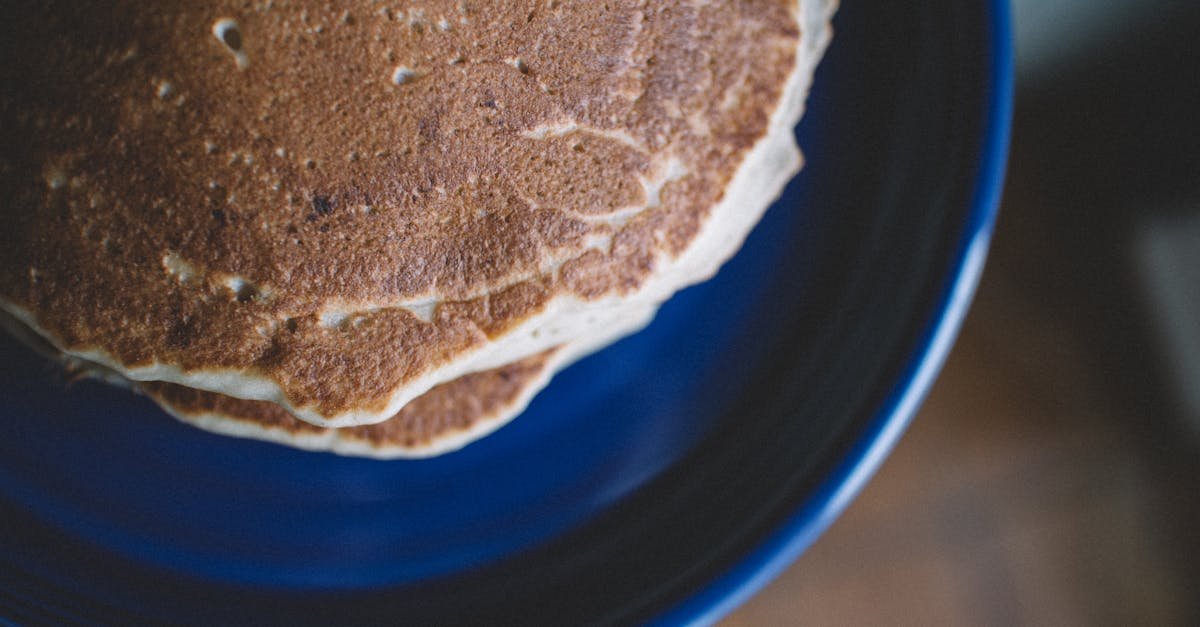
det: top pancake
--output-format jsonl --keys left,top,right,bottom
{"left": 0, "top": 0, "right": 827, "bottom": 426}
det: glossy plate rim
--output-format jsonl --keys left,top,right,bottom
{"left": 663, "top": 1, "right": 1014, "bottom": 623}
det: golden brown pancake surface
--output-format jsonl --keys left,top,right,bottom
{"left": 0, "top": 1, "right": 809, "bottom": 423}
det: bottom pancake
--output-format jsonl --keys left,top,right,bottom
{"left": 141, "top": 349, "right": 560, "bottom": 459}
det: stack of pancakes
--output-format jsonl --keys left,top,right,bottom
{"left": 0, "top": 0, "right": 835, "bottom": 457}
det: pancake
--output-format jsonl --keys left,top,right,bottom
{"left": 141, "top": 297, "right": 655, "bottom": 456}
{"left": 0, "top": 0, "right": 836, "bottom": 427}
{"left": 142, "top": 350, "right": 560, "bottom": 458}
{"left": 140, "top": 298, "right": 656, "bottom": 456}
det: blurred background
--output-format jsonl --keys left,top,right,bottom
{"left": 727, "top": 1, "right": 1200, "bottom": 624}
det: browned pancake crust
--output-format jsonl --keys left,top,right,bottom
{"left": 143, "top": 348, "right": 556, "bottom": 451}
{"left": 0, "top": 1, "right": 801, "bottom": 417}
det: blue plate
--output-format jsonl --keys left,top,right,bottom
{"left": 0, "top": 1, "right": 1011, "bottom": 623}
